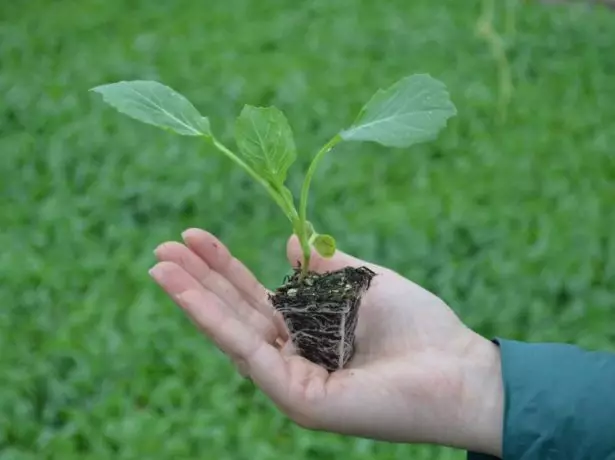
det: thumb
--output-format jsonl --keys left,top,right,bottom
{"left": 285, "top": 234, "right": 380, "bottom": 274}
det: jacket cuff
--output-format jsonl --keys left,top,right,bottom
{"left": 469, "top": 338, "right": 615, "bottom": 459}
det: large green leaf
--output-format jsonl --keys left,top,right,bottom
{"left": 234, "top": 105, "right": 297, "bottom": 185}
{"left": 91, "top": 80, "right": 210, "bottom": 136}
{"left": 340, "top": 74, "right": 456, "bottom": 148}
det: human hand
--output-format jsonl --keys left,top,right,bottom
{"left": 149, "top": 228, "right": 503, "bottom": 456}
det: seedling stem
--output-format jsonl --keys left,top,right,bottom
{"left": 90, "top": 74, "right": 457, "bottom": 285}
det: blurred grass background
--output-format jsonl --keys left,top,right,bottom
{"left": 1, "top": 0, "right": 614, "bottom": 458}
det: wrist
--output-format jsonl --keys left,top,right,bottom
{"left": 454, "top": 331, "right": 504, "bottom": 456}
{"left": 400, "top": 330, "right": 504, "bottom": 453}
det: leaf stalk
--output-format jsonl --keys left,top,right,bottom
{"left": 209, "top": 137, "right": 298, "bottom": 222}
{"left": 296, "top": 134, "right": 342, "bottom": 278}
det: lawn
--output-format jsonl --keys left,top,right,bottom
{"left": 1, "top": 0, "right": 614, "bottom": 459}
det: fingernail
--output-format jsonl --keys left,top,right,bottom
{"left": 148, "top": 265, "right": 163, "bottom": 281}
{"left": 153, "top": 242, "right": 170, "bottom": 259}
{"left": 181, "top": 228, "right": 197, "bottom": 240}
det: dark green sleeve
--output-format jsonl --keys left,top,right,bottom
{"left": 468, "top": 338, "right": 615, "bottom": 460}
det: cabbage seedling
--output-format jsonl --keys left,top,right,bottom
{"left": 91, "top": 74, "right": 456, "bottom": 371}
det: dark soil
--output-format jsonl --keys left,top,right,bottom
{"left": 269, "top": 266, "right": 376, "bottom": 372}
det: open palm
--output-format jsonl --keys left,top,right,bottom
{"left": 150, "top": 228, "right": 500, "bottom": 451}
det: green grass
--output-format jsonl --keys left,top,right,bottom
{"left": 1, "top": 0, "right": 614, "bottom": 458}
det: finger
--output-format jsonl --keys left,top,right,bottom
{"left": 181, "top": 228, "right": 289, "bottom": 340}
{"left": 235, "top": 358, "right": 250, "bottom": 378}
{"left": 149, "top": 261, "right": 290, "bottom": 403}
{"left": 280, "top": 339, "right": 297, "bottom": 358}
{"left": 154, "top": 241, "right": 278, "bottom": 344}
{"left": 182, "top": 229, "right": 269, "bottom": 311}
{"left": 286, "top": 234, "right": 383, "bottom": 274}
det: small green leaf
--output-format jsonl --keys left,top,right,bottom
{"left": 234, "top": 105, "right": 296, "bottom": 185}
{"left": 340, "top": 74, "right": 456, "bottom": 148}
{"left": 313, "top": 234, "right": 336, "bottom": 258}
{"left": 91, "top": 80, "right": 210, "bottom": 136}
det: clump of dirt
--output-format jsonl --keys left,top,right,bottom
{"left": 270, "top": 266, "right": 376, "bottom": 372}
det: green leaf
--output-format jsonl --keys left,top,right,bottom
{"left": 313, "top": 234, "right": 336, "bottom": 258}
{"left": 234, "top": 105, "right": 297, "bottom": 185}
{"left": 90, "top": 80, "right": 210, "bottom": 136}
{"left": 340, "top": 74, "right": 457, "bottom": 148}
